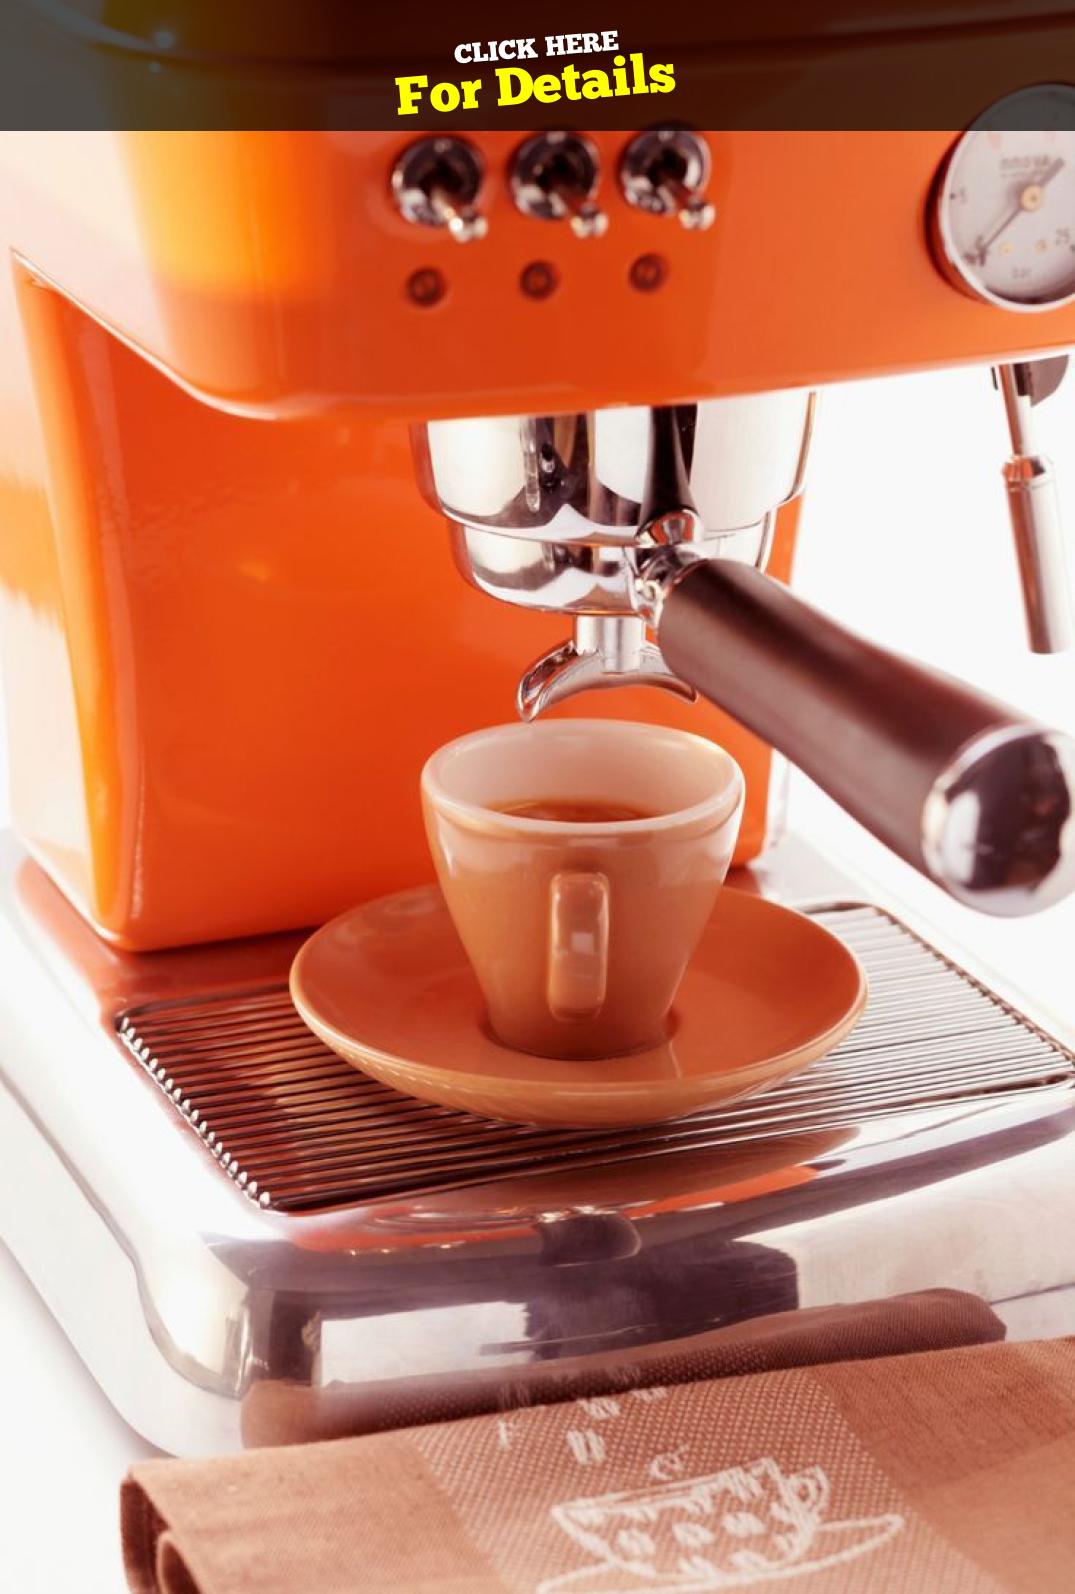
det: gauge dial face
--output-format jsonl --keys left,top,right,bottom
{"left": 937, "top": 125, "right": 1075, "bottom": 310}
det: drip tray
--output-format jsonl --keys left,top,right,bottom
{"left": 114, "top": 905, "right": 1075, "bottom": 1215}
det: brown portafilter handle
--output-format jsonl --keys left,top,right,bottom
{"left": 654, "top": 558, "right": 1075, "bottom": 916}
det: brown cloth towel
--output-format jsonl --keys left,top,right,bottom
{"left": 125, "top": 1295, "right": 1075, "bottom": 1594}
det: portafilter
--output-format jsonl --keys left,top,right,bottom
{"left": 413, "top": 394, "right": 1075, "bottom": 916}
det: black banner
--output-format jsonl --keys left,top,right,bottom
{"left": 1, "top": 1, "right": 1074, "bottom": 130}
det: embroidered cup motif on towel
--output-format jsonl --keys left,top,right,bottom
{"left": 539, "top": 1457, "right": 903, "bottom": 1590}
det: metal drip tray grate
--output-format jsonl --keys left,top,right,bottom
{"left": 115, "top": 905, "right": 1075, "bottom": 1214}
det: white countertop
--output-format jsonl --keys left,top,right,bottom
{"left": 1, "top": 1237, "right": 156, "bottom": 1594}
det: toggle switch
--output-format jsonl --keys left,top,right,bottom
{"left": 391, "top": 136, "right": 488, "bottom": 242}
{"left": 620, "top": 129, "right": 715, "bottom": 231}
{"left": 510, "top": 132, "right": 608, "bottom": 239}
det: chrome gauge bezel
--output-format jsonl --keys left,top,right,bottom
{"left": 931, "top": 87, "right": 1075, "bottom": 314}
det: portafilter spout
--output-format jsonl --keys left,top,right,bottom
{"left": 517, "top": 613, "right": 697, "bottom": 719}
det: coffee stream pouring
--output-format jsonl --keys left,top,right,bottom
{"left": 415, "top": 395, "right": 1075, "bottom": 916}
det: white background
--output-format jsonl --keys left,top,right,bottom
{"left": 3, "top": 362, "right": 1075, "bottom": 1593}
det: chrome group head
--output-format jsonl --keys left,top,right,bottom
{"left": 413, "top": 391, "right": 815, "bottom": 714}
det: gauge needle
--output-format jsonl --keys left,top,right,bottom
{"left": 973, "top": 157, "right": 1066, "bottom": 264}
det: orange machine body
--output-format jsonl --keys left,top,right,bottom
{"left": 2, "top": 131, "right": 1075, "bottom": 949}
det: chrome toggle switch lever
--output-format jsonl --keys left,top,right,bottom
{"left": 994, "top": 357, "right": 1075, "bottom": 652}
{"left": 517, "top": 615, "right": 695, "bottom": 719}
{"left": 510, "top": 132, "right": 608, "bottom": 238}
{"left": 391, "top": 136, "right": 488, "bottom": 242}
{"left": 620, "top": 129, "right": 715, "bottom": 231}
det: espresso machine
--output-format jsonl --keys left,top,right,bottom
{"left": 3, "top": 109, "right": 1075, "bottom": 1457}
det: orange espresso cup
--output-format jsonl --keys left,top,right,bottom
{"left": 421, "top": 720, "right": 744, "bottom": 1060}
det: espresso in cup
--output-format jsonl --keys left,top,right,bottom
{"left": 421, "top": 720, "right": 744, "bottom": 1061}
{"left": 493, "top": 797, "right": 657, "bottom": 823}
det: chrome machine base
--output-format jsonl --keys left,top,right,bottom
{"left": 1, "top": 832, "right": 1074, "bottom": 1456}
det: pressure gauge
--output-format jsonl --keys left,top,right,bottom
{"left": 932, "top": 85, "right": 1075, "bottom": 311}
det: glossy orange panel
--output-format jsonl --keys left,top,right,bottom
{"left": 0, "top": 260, "right": 788, "bottom": 947}
{"left": 4, "top": 132, "right": 1075, "bottom": 418}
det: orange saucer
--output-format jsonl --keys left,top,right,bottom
{"left": 290, "top": 886, "right": 867, "bottom": 1129}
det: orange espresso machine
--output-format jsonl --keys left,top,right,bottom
{"left": 3, "top": 107, "right": 1075, "bottom": 1455}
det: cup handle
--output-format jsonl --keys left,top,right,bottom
{"left": 547, "top": 872, "right": 610, "bottom": 1022}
